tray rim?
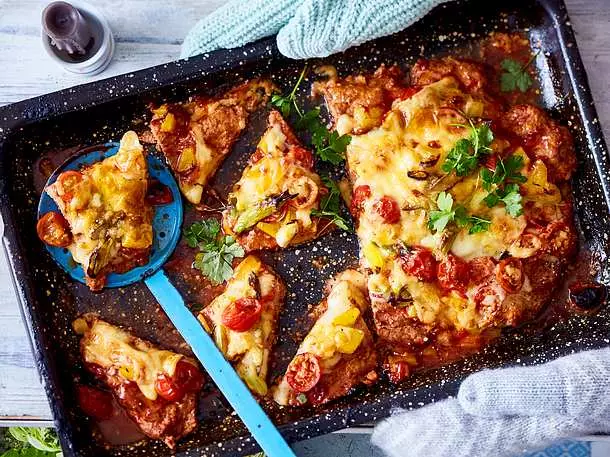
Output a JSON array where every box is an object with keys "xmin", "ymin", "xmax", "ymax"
[{"xmin": 0, "ymin": 0, "xmax": 609, "ymax": 455}]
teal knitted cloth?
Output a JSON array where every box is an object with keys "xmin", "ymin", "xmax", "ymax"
[{"xmin": 181, "ymin": 0, "xmax": 451, "ymax": 59}]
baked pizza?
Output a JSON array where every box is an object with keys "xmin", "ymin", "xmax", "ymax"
[
  {"xmin": 197, "ymin": 255, "xmax": 285, "ymax": 396},
  {"xmin": 317, "ymin": 58, "xmax": 577, "ymax": 381},
  {"xmin": 272, "ymin": 269, "xmax": 377, "ymax": 406},
  {"xmin": 38, "ymin": 131, "xmax": 153, "ymax": 291},
  {"xmin": 150, "ymin": 79, "xmax": 275, "ymax": 204},
  {"xmin": 73, "ymin": 315, "xmax": 204, "ymax": 448},
  {"xmin": 222, "ymin": 111, "xmax": 331, "ymax": 251}
]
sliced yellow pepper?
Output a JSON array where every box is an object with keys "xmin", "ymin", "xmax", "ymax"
[
  {"xmin": 119, "ymin": 365, "xmax": 135, "ymax": 380},
  {"xmin": 362, "ymin": 242, "xmax": 385, "ymax": 269},
  {"xmin": 332, "ymin": 307, "xmax": 361, "ymax": 327},
  {"xmin": 334, "ymin": 326, "xmax": 364, "ymax": 354},
  {"xmin": 160, "ymin": 112, "xmax": 176, "ymax": 132}
]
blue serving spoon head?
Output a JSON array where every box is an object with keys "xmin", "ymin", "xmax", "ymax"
[{"xmin": 37, "ymin": 140, "xmax": 183, "ymax": 287}]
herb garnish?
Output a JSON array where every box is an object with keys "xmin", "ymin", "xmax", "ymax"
[
  {"xmin": 500, "ymin": 52, "xmax": 539, "ymax": 93},
  {"xmin": 428, "ymin": 191, "xmax": 491, "ymax": 234},
  {"xmin": 480, "ymin": 154, "xmax": 527, "ymax": 217},
  {"xmin": 311, "ymin": 176, "xmax": 351, "ymax": 231},
  {"xmin": 184, "ymin": 218, "xmax": 245, "ymax": 285},
  {"xmin": 441, "ymin": 120, "xmax": 494, "ymax": 176},
  {"xmin": 272, "ymin": 67, "xmax": 351, "ymax": 165}
]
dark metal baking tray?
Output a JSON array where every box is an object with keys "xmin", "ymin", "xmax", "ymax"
[{"xmin": 0, "ymin": 0, "xmax": 609, "ymax": 455}]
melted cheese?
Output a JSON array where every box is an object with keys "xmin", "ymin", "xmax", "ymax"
[
  {"xmin": 47, "ymin": 131, "xmax": 153, "ymax": 274},
  {"xmin": 227, "ymin": 121, "xmax": 323, "ymax": 247},
  {"xmin": 345, "ymin": 78, "xmax": 556, "ymax": 332},
  {"xmin": 199, "ymin": 255, "xmax": 280, "ymax": 395},
  {"xmin": 75, "ymin": 318, "xmax": 182, "ymax": 401}
]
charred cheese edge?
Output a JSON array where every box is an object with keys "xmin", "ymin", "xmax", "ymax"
[
  {"xmin": 345, "ymin": 77, "xmax": 561, "ymax": 331},
  {"xmin": 198, "ymin": 255, "xmax": 282, "ymax": 396},
  {"xmin": 225, "ymin": 117, "xmax": 323, "ymax": 248},
  {"xmin": 272, "ymin": 270, "xmax": 369, "ymax": 406},
  {"xmin": 46, "ymin": 131, "xmax": 153, "ymax": 277},
  {"xmin": 74, "ymin": 316, "xmax": 183, "ymax": 401}
]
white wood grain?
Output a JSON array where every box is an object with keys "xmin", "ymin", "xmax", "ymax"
[{"xmin": 0, "ymin": 0, "xmax": 608, "ymax": 422}]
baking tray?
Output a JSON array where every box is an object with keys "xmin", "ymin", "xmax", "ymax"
[{"xmin": 1, "ymin": 0, "xmax": 609, "ymax": 456}]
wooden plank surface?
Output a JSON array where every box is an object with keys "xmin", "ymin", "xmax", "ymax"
[{"xmin": 0, "ymin": 0, "xmax": 609, "ymax": 422}]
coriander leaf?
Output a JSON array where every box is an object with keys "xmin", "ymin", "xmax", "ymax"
[
  {"xmin": 295, "ymin": 107, "xmax": 321, "ymax": 131},
  {"xmin": 503, "ymin": 154, "xmax": 527, "ymax": 183},
  {"xmin": 453, "ymin": 205, "xmax": 470, "ymax": 228},
  {"xmin": 468, "ymin": 216, "xmax": 491, "ymax": 234},
  {"xmin": 271, "ymin": 66, "xmax": 308, "ymax": 117},
  {"xmin": 311, "ymin": 176, "xmax": 352, "ymax": 231},
  {"xmin": 428, "ymin": 191, "xmax": 455, "ymax": 233},
  {"xmin": 500, "ymin": 184, "xmax": 523, "ymax": 217},
  {"xmin": 500, "ymin": 57, "xmax": 536, "ymax": 93},
  {"xmin": 442, "ymin": 120, "xmax": 493, "ymax": 177},
  {"xmin": 469, "ymin": 122, "xmax": 494, "ymax": 155},
  {"xmin": 183, "ymin": 219, "xmax": 220, "ymax": 248},
  {"xmin": 483, "ymin": 192, "xmax": 501, "ymax": 208},
  {"xmin": 317, "ymin": 131, "xmax": 351, "ymax": 165}
]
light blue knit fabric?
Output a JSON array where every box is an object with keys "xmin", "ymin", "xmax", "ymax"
[
  {"xmin": 181, "ymin": 0, "xmax": 452, "ymax": 59},
  {"xmin": 371, "ymin": 347, "xmax": 610, "ymax": 457}
]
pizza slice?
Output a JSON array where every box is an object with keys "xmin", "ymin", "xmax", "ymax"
[
  {"xmin": 272, "ymin": 270, "xmax": 377, "ymax": 407},
  {"xmin": 197, "ymin": 255, "xmax": 285, "ymax": 396},
  {"xmin": 320, "ymin": 62, "xmax": 578, "ymax": 383},
  {"xmin": 73, "ymin": 315, "xmax": 204, "ymax": 448},
  {"xmin": 150, "ymin": 79, "xmax": 275, "ymax": 204},
  {"xmin": 40, "ymin": 131, "xmax": 153, "ymax": 291},
  {"xmin": 222, "ymin": 111, "xmax": 330, "ymax": 251}
]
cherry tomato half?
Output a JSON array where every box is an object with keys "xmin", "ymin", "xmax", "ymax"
[
  {"xmin": 57, "ymin": 170, "xmax": 83, "ymax": 202},
  {"xmin": 400, "ymin": 246, "xmax": 437, "ymax": 282},
  {"xmin": 350, "ymin": 185, "xmax": 371, "ymax": 217},
  {"xmin": 286, "ymin": 353, "xmax": 321, "ymax": 393},
  {"xmin": 145, "ymin": 179, "xmax": 173, "ymax": 205},
  {"xmin": 77, "ymin": 385, "xmax": 114, "ymax": 420},
  {"xmin": 173, "ymin": 360, "xmax": 205, "ymax": 393},
  {"xmin": 437, "ymin": 253, "xmax": 470, "ymax": 292},
  {"xmin": 372, "ymin": 196, "xmax": 401, "ymax": 224},
  {"xmin": 496, "ymin": 257, "xmax": 524, "ymax": 293},
  {"xmin": 36, "ymin": 211, "xmax": 72, "ymax": 247},
  {"xmin": 221, "ymin": 297, "xmax": 263, "ymax": 332},
  {"xmin": 155, "ymin": 373, "xmax": 184, "ymax": 402}
]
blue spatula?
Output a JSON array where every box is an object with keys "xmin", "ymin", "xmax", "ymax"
[{"xmin": 38, "ymin": 142, "xmax": 296, "ymax": 457}]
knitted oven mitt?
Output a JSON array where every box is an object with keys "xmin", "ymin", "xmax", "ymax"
[
  {"xmin": 371, "ymin": 347, "xmax": 610, "ymax": 457},
  {"xmin": 181, "ymin": 0, "xmax": 452, "ymax": 59}
]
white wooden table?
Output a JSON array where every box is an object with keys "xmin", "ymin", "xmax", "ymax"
[{"xmin": 0, "ymin": 0, "xmax": 609, "ymax": 427}]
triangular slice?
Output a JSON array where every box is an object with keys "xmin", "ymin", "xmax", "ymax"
[
  {"xmin": 42, "ymin": 131, "xmax": 153, "ymax": 291},
  {"xmin": 73, "ymin": 315, "xmax": 204, "ymax": 449},
  {"xmin": 223, "ymin": 111, "xmax": 330, "ymax": 251},
  {"xmin": 150, "ymin": 79, "xmax": 275, "ymax": 204},
  {"xmin": 197, "ymin": 255, "xmax": 285, "ymax": 396},
  {"xmin": 272, "ymin": 270, "xmax": 377, "ymax": 407}
]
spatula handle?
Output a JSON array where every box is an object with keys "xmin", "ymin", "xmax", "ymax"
[{"xmin": 145, "ymin": 270, "xmax": 296, "ymax": 457}]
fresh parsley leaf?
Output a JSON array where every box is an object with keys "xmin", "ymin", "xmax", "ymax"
[
  {"xmin": 442, "ymin": 121, "xmax": 494, "ymax": 177},
  {"xmin": 480, "ymin": 155, "xmax": 526, "ymax": 217},
  {"xmin": 483, "ymin": 183, "xmax": 523, "ymax": 217},
  {"xmin": 311, "ymin": 176, "xmax": 352, "ymax": 231},
  {"xmin": 500, "ymin": 56, "xmax": 536, "ymax": 93},
  {"xmin": 296, "ymin": 107, "xmax": 351, "ymax": 165},
  {"xmin": 428, "ymin": 191, "xmax": 457, "ymax": 233},
  {"xmin": 318, "ymin": 130, "xmax": 351, "ymax": 165},
  {"xmin": 429, "ymin": 191, "xmax": 491, "ymax": 234},
  {"xmin": 467, "ymin": 216, "xmax": 492, "ymax": 234},
  {"xmin": 186, "ymin": 219, "xmax": 245, "ymax": 285},
  {"xmin": 183, "ymin": 219, "xmax": 220, "ymax": 248},
  {"xmin": 271, "ymin": 66, "xmax": 307, "ymax": 117}
]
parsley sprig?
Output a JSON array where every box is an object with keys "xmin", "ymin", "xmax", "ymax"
[
  {"xmin": 500, "ymin": 51, "xmax": 539, "ymax": 93},
  {"xmin": 441, "ymin": 120, "xmax": 494, "ymax": 177},
  {"xmin": 480, "ymin": 154, "xmax": 527, "ymax": 217},
  {"xmin": 311, "ymin": 176, "xmax": 351, "ymax": 231},
  {"xmin": 428, "ymin": 191, "xmax": 491, "ymax": 234},
  {"xmin": 296, "ymin": 108, "xmax": 351, "ymax": 165},
  {"xmin": 272, "ymin": 67, "xmax": 351, "ymax": 165},
  {"xmin": 184, "ymin": 218, "xmax": 245, "ymax": 285},
  {"xmin": 271, "ymin": 66, "xmax": 306, "ymax": 117}
]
